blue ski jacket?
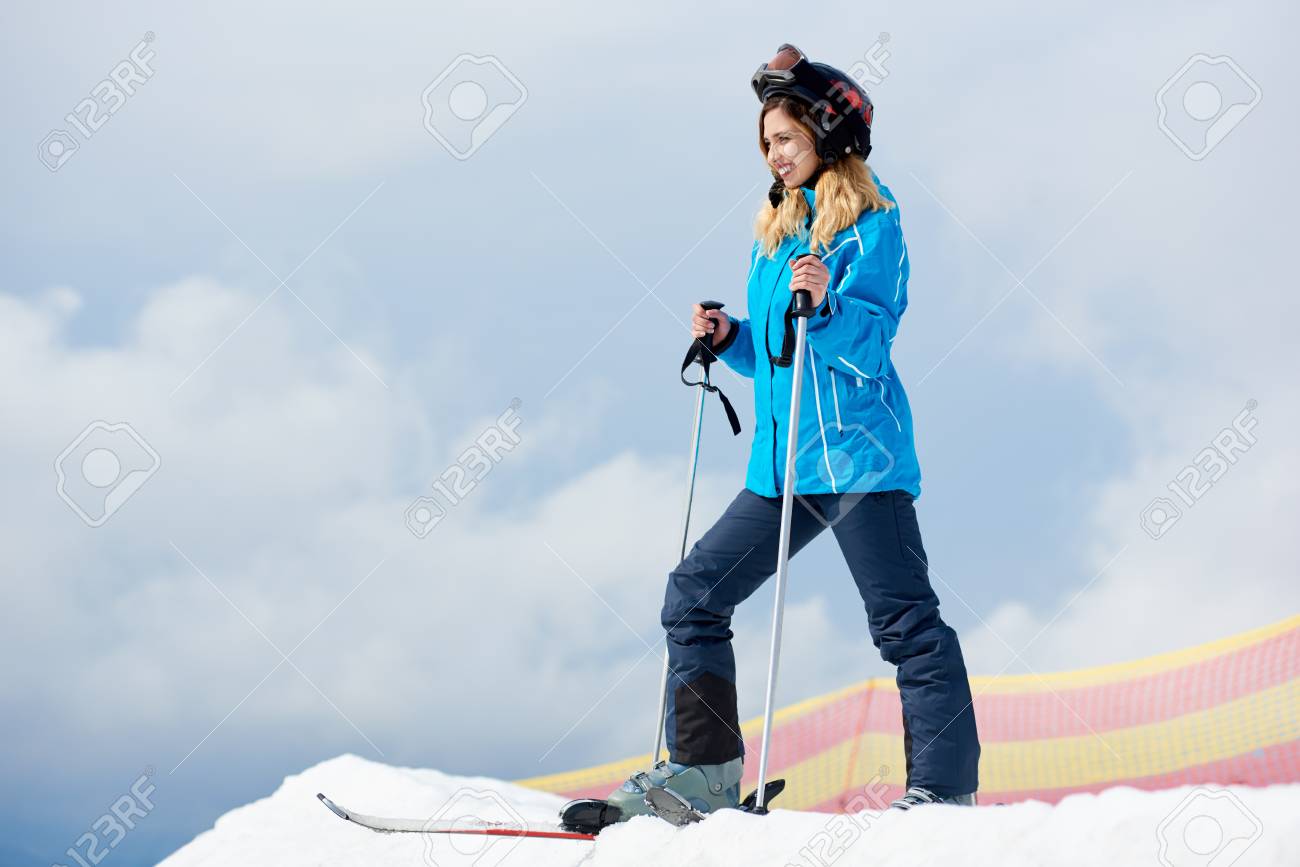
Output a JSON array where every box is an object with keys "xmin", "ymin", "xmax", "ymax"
[{"xmin": 714, "ymin": 179, "xmax": 921, "ymax": 498}]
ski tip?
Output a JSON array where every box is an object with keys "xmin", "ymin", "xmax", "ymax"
[{"xmin": 317, "ymin": 793, "xmax": 350, "ymax": 821}]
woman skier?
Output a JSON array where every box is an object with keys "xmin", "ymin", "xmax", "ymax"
[{"xmin": 564, "ymin": 43, "xmax": 981, "ymax": 831}]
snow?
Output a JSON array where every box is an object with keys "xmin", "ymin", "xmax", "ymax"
[{"xmin": 161, "ymin": 754, "xmax": 1300, "ymax": 866}]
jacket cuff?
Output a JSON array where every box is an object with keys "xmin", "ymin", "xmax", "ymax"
[
  {"xmin": 807, "ymin": 293, "xmax": 834, "ymax": 330},
  {"xmin": 711, "ymin": 315, "xmax": 741, "ymax": 356}
]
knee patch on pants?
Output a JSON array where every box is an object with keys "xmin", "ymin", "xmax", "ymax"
[{"xmin": 672, "ymin": 672, "xmax": 741, "ymax": 765}]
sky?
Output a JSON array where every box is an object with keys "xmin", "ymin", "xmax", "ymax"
[{"xmin": 2, "ymin": 0, "xmax": 1297, "ymax": 863}]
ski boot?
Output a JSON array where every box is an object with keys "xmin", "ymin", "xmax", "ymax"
[
  {"xmin": 889, "ymin": 786, "xmax": 977, "ymax": 810},
  {"xmin": 559, "ymin": 758, "xmax": 743, "ymax": 834}
]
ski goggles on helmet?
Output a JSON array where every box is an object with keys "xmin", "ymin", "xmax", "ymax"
[{"xmin": 750, "ymin": 44, "xmax": 813, "ymax": 103}]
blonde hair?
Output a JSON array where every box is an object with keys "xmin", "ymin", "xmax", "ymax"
[{"xmin": 755, "ymin": 97, "xmax": 893, "ymax": 258}]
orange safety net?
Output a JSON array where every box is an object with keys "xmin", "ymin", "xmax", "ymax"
[{"xmin": 518, "ymin": 615, "xmax": 1300, "ymax": 808}]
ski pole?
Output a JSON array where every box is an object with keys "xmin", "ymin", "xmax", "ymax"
[
  {"xmin": 651, "ymin": 382, "xmax": 704, "ymax": 765},
  {"xmin": 653, "ymin": 301, "xmax": 736, "ymax": 765},
  {"xmin": 753, "ymin": 281, "xmax": 816, "ymax": 812}
]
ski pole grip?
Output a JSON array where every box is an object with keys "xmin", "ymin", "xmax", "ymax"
[
  {"xmin": 693, "ymin": 300, "xmax": 727, "ymax": 363},
  {"xmin": 699, "ymin": 298, "xmax": 726, "ymax": 334}
]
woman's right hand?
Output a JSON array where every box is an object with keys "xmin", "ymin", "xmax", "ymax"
[{"xmin": 692, "ymin": 303, "xmax": 731, "ymax": 347}]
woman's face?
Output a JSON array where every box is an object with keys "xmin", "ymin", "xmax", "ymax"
[{"xmin": 763, "ymin": 107, "xmax": 820, "ymax": 188}]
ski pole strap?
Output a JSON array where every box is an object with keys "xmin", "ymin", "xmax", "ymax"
[
  {"xmin": 771, "ymin": 301, "xmax": 799, "ymax": 368},
  {"xmin": 681, "ymin": 301, "xmax": 742, "ymax": 437},
  {"xmin": 681, "ymin": 340, "xmax": 742, "ymax": 436},
  {"xmin": 771, "ymin": 257, "xmax": 821, "ymax": 368}
]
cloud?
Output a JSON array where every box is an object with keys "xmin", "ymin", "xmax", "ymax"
[{"xmin": 0, "ymin": 279, "xmax": 749, "ymax": 783}]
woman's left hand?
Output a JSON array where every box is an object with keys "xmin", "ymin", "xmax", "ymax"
[{"xmin": 790, "ymin": 255, "xmax": 829, "ymax": 308}]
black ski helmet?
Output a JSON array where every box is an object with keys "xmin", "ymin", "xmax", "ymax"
[{"xmin": 751, "ymin": 44, "xmax": 873, "ymax": 163}]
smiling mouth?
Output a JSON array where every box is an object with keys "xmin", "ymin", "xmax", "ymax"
[{"xmin": 774, "ymin": 160, "xmax": 796, "ymax": 177}]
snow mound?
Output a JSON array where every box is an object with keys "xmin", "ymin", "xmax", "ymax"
[{"xmin": 161, "ymin": 754, "xmax": 1300, "ymax": 866}]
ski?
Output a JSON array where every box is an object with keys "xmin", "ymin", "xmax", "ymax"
[{"xmin": 317, "ymin": 793, "xmax": 596, "ymax": 841}]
